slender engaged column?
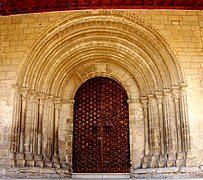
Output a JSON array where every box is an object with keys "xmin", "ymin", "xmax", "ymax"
[
  {"xmin": 168, "ymin": 91, "xmax": 178, "ymax": 153},
  {"xmin": 19, "ymin": 88, "xmax": 28, "ymax": 154},
  {"xmin": 31, "ymin": 94, "xmax": 39, "ymax": 155},
  {"xmin": 40, "ymin": 96, "xmax": 55, "ymax": 168},
  {"xmin": 141, "ymin": 97, "xmax": 149, "ymax": 155},
  {"xmin": 53, "ymin": 98, "xmax": 62, "ymax": 155},
  {"xmin": 164, "ymin": 89, "xmax": 177, "ymax": 167},
  {"xmin": 155, "ymin": 92, "xmax": 164, "ymax": 155},
  {"xmin": 163, "ymin": 89, "xmax": 172, "ymax": 153},
  {"xmin": 172, "ymin": 86, "xmax": 182, "ymax": 152},
  {"xmin": 37, "ymin": 93, "xmax": 46, "ymax": 155},
  {"xmin": 47, "ymin": 96, "xmax": 55, "ymax": 156},
  {"xmin": 147, "ymin": 95, "xmax": 154, "ymax": 154}
]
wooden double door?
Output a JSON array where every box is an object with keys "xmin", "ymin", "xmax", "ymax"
[{"xmin": 73, "ymin": 77, "xmax": 130, "ymax": 173}]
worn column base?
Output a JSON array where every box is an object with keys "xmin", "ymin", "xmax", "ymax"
[
  {"xmin": 43, "ymin": 156, "xmax": 52, "ymax": 168},
  {"xmin": 142, "ymin": 152, "xmax": 188, "ymax": 169},
  {"xmin": 16, "ymin": 153, "xmax": 25, "ymax": 167},
  {"xmin": 34, "ymin": 155, "xmax": 44, "ymax": 167},
  {"xmin": 52, "ymin": 155, "xmax": 61, "ymax": 169}
]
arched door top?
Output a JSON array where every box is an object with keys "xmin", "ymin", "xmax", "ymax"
[{"xmin": 16, "ymin": 10, "xmax": 185, "ymax": 98}]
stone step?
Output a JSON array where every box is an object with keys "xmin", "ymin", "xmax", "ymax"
[{"xmin": 72, "ymin": 173, "xmax": 130, "ymax": 179}]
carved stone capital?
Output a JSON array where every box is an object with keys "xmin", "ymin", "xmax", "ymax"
[
  {"xmin": 38, "ymin": 92, "xmax": 46, "ymax": 100},
  {"xmin": 29, "ymin": 90, "xmax": 38, "ymax": 102},
  {"xmin": 147, "ymin": 94, "xmax": 155, "ymax": 105},
  {"xmin": 29, "ymin": 90, "xmax": 37, "ymax": 96},
  {"xmin": 20, "ymin": 87, "xmax": 29, "ymax": 100},
  {"xmin": 172, "ymin": 86, "xmax": 181, "ymax": 99},
  {"xmin": 47, "ymin": 95, "xmax": 55, "ymax": 103},
  {"xmin": 180, "ymin": 83, "xmax": 188, "ymax": 94},
  {"xmin": 62, "ymin": 99, "xmax": 75, "ymax": 104},
  {"xmin": 54, "ymin": 98, "xmax": 62, "ymax": 110},
  {"xmin": 163, "ymin": 89, "xmax": 171, "ymax": 96},
  {"xmin": 181, "ymin": 82, "xmax": 187, "ymax": 89},
  {"xmin": 163, "ymin": 89, "xmax": 173, "ymax": 102},
  {"xmin": 155, "ymin": 92, "xmax": 163, "ymax": 104},
  {"xmin": 54, "ymin": 97, "xmax": 61, "ymax": 103},
  {"xmin": 127, "ymin": 99, "xmax": 140, "ymax": 104},
  {"xmin": 140, "ymin": 97, "xmax": 148, "ymax": 109}
]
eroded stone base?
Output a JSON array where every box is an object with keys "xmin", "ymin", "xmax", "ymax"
[
  {"xmin": 0, "ymin": 166, "xmax": 70, "ymax": 179},
  {"xmin": 0, "ymin": 166, "xmax": 202, "ymax": 179},
  {"xmin": 132, "ymin": 166, "xmax": 203, "ymax": 179}
]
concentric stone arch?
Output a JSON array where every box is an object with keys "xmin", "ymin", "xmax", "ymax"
[
  {"xmin": 12, "ymin": 10, "xmax": 190, "ymax": 172},
  {"xmin": 16, "ymin": 10, "xmax": 185, "ymax": 95}
]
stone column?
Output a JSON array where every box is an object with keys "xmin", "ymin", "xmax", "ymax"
[
  {"xmin": 52, "ymin": 98, "xmax": 61, "ymax": 168},
  {"xmin": 155, "ymin": 92, "xmax": 164, "ymax": 155},
  {"xmin": 155, "ymin": 92, "xmax": 166, "ymax": 167},
  {"xmin": 43, "ymin": 95, "xmax": 55, "ymax": 168},
  {"xmin": 169, "ymin": 92, "xmax": 178, "ymax": 153},
  {"xmin": 19, "ymin": 88, "xmax": 28, "ymax": 154},
  {"xmin": 32, "ymin": 96, "xmax": 39, "ymax": 156},
  {"xmin": 147, "ymin": 95, "xmax": 153, "ymax": 155},
  {"xmin": 16, "ymin": 88, "xmax": 28, "ymax": 166},
  {"xmin": 163, "ymin": 89, "xmax": 172, "ymax": 153},
  {"xmin": 172, "ymin": 87, "xmax": 182, "ymax": 152},
  {"xmin": 163, "ymin": 89, "xmax": 177, "ymax": 167},
  {"xmin": 35, "ymin": 93, "xmax": 45, "ymax": 167},
  {"xmin": 148, "ymin": 95, "xmax": 160, "ymax": 168},
  {"xmin": 141, "ymin": 97, "xmax": 149, "ymax": 168},
  {"xmin": 141, "ymin": 97, "xmax": 149, "ymax": 155},
  {"xmin": 172, "ymin": 86, "xmax": 186, "ymax": 166},
  {"xmin": 47, "ymin": 96, "xmax": 55, "ymax": 156},
  {"xmin": 28, "ymin": 91, "xmax": 37, "ymax": 155},
  {"xmin": 24, "ymin": 91, "xmax": 37, "ymax": 167}
]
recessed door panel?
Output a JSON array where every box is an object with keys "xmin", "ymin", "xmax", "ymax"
[{"xmin": 73, "ymin": 77, "xmax": 130, "ymax": 173}]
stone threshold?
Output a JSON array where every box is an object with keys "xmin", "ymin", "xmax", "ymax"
[{"xmin": 72, "ymin": 173, "xmax": 130, "ymax": 179}]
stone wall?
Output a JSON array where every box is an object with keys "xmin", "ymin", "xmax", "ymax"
[{"xmin": 0, "ymin": 9, "xmax": 203, "ymax": 177}]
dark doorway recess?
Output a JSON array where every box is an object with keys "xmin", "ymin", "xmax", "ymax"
[{"xmin": 73, "ymin": 77, "xmax": 130, "ymax": 173}]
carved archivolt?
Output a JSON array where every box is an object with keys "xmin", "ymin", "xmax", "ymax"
[{"xmin": 12, "ymin": 10, "xmax": 190, "ymax": 169}]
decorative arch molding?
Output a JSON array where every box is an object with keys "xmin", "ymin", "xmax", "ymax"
[
  {"xmin": 16, "ymin": 10, "xmax": 186, "ymax": 93},
  {"xmin": 11, "ymin": 10, "xmax": 190, "ymax": 171}
]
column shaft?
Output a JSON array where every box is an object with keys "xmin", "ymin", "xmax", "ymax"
[
  {"xmin": 141, "ymin": 97, "xmax": 149, "ymax": 155},
  {"xmin": 156, "ymin": 93, "xmax": 164, "ymax": 155}
]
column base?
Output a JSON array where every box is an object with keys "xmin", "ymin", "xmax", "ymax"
[
  {"xmin": 36, "ymin": 160, "xmax": 44, "ymax": 167},
  {"xmin": 16, "ymin": 153, "xmax": 25, "ymax": 167},
  {"xmin": 53, "ymin": 162, "xmax": 61, "ymax": 169},
  {"xmin": 43, "ymin": 156, "xmax": 52, "ymax": 168}
]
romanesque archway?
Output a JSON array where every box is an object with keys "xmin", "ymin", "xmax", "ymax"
[{"xmin": 11, "ymin": 10, "xmax": 190, "ymax": 172}]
